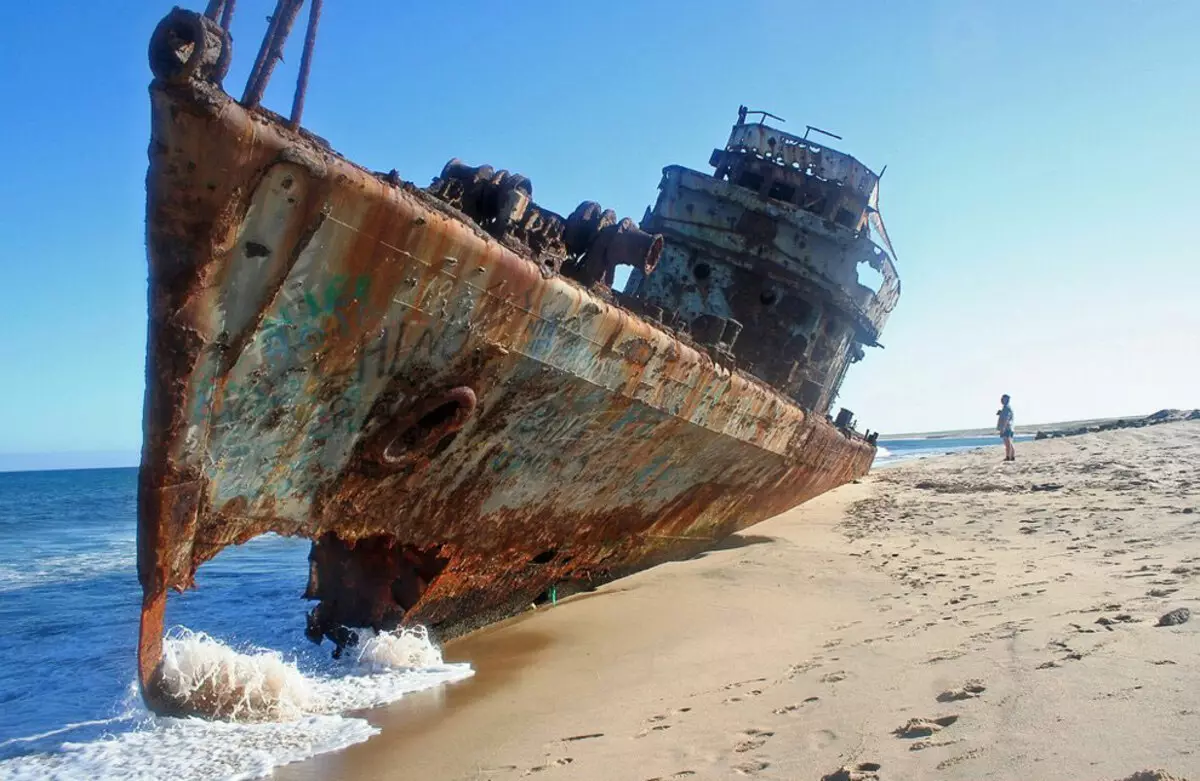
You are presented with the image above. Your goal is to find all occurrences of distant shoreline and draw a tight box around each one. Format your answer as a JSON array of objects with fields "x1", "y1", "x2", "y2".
[
  {"x1": 0, "y1": 456, "x2": 139, "y2": 475},
  {"x1": 882, "y1": 413, "x2": 1151, "y2": 441}
]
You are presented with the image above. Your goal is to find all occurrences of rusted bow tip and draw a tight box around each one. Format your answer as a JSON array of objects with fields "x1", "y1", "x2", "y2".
[
  {"x1": 137, "y1": 586, "x2": 172, "y2": 714},
  {"x1": 138, "y1": 659, "x2": 258, "y2": 721},
  {"x1": 138, "y1": 662, "x2": 187, "y2": 717}
]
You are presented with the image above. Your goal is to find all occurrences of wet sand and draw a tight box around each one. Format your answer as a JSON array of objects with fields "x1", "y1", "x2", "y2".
[{"x1": 280, "y1": 421, "x2": 1199, "y2": 781}]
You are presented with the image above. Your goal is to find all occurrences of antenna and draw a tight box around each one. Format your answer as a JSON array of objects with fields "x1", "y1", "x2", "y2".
[{"x1": 803, "y1": 125, "x2": 843, "y2": 142}]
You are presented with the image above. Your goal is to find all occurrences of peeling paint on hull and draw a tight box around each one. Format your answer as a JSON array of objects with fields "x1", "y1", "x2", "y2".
[{"x1": 137, "y1": 25, "x2": 878, "y2": 714}]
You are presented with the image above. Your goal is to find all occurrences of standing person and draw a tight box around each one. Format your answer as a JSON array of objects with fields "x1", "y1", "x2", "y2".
[{"x1": 997, "y1": 394, "x2": 1015, "y2": 462}]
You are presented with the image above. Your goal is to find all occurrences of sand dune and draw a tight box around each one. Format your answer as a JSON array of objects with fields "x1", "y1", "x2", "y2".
[{"x1": 280, "y1": 422, "x2": 1199, "y2": 781}]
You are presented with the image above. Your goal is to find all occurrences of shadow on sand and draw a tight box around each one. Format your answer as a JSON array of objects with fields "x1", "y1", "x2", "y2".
[{"x1": 690, "y1": 533, "x2": 776, "y2": 559}]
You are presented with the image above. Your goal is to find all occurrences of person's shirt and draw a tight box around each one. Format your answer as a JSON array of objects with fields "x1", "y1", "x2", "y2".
[{"x1": 998, "y1": 404, "x2": 1014, "y2": 429}]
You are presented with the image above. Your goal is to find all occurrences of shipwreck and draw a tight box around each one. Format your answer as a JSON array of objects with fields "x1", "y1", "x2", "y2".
[{"x1": 138, "y1": 1, "x2": 901, "y2": 714}]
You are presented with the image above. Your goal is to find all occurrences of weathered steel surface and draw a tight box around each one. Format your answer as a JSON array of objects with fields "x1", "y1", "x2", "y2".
[
  {"x1": 640, "y1": 167, "x2": 897, "y2": 335},
  {"x1": 629, "y1": 112, "x2": 900, "y2": 417},
  {"x1": 633, "y1": 167, "x2": 898, "y2": 412},
  {"x1": 138, "y1": 8, "x2": 883, "y2": 715},
  {"x1": 725, "y1": 122, "x2": 879, "y2": 197}
]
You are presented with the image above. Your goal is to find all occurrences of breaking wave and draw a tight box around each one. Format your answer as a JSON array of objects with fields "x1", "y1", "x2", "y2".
[
  {"x1": 158, "y1": 628, "x2": 313, "y2": 721},
  {"x1": 354, "y1": 625, "x2": 444, "y2": 671},
  {"x1": 0, "y1": 626, "x2": 472, "y2": 781}
]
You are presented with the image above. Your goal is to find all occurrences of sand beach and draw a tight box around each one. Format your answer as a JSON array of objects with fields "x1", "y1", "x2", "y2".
[{"x1": 279, "y1": 422, "x2": 1199, "y2": 781}]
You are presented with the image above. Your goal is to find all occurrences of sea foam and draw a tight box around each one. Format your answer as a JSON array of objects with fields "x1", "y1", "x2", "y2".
[
  {"x1": 0, "y1": 543, "x2": 135, "y2": 593},
  {"x1": 354, "y1": 625, "x2": 444, "y2": 670},
  {"x1": 0, "y1": 626, "x2": 472, "y2": 781},
  {"x1": 158, "y1": 628, "x2": 313, "y2": 721}
]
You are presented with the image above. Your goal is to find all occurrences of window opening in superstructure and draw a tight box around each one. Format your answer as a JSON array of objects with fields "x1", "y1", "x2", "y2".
[
  {"x1": 767, "y1": 181, "x2": 796, "y2": 202},
  {"x1": 737, "y1": 171, "x2": 764, "y2": 191}
]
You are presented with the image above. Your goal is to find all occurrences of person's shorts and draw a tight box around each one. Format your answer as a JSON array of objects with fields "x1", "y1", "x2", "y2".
[{"x1": 1001, "y1": 428, "x2": 1013, "y2": 439}]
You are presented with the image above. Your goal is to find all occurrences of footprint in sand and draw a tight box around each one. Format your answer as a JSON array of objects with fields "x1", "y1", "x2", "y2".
[
  {"x1": 935, "y1": 747, "x2": 984, "y2": 770},
  {"x1": 893, "y1": 715, "x2": 959, "y2": 738},
  {"x1": 820, "y1": 762, "x2": 882, "y2": 780},
  {"x1": 733, "y1": 760, "x2": 771, "y2": 776},
  {"x1": 819, "y1": 671, "x2": 848, "y2": 684},
  {"x1": 785, "y1": 660, "x2": 823, "y2": 678},
  {"x1": 774, "y1": 697, "x2": 820, "y2": 714},
  {"x1": 523, "y1": 757, "x2": 574, "y2": 775},
  {"x1": 807, "y1": 728, "x2": 838, "y2": 750},
  {"x1": 722, "y1": 677, "x2": 769, "y2": 691},
  {"x1": 937, "y1": 680, "x2": 986, "y2": 702},
  {"x1": 909, "y1": 737, "x2": 962, "y2": 752},
  {"x1": 645, "y1": 772, "x2": 697, "y2": 780},
  {"x1": 725, "y1": 689, "x2": 765, "y2": 704},
  {"x1": 1096, "y1": 614, "x2": 1139, "y2": 629},
  {"x1": 925, "y1": 650, "x2": 966, "y2": 664},
  {"x1": 635, "y1": 708, "x2": 692, "y2": 737},
  {"x1": 733, "y1": 729, "x2": 774, "y2": 752}
]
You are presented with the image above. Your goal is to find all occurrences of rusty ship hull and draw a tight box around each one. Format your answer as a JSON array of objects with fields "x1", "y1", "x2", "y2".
[{"x1": 138, "y1": 6, "x2": 893, "y2": 714}]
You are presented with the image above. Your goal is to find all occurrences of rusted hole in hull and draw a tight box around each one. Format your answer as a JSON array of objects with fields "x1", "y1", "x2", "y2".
[
  {"x1": 643, "y1": 235, "x2": 664, "y2": 275},
  {"x1": 304, "y1": 534, "x2": 449, "y2": 659},
  {"x1": 244, "y1": 241, "x2": 271, "y2": 258},
  {"x1": 531, "y1": 549, "x2": 557, "y2": 564}
]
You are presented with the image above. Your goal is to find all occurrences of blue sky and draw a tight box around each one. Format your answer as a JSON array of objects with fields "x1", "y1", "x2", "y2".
[{"x1": 1, "y1": 0, "x2": 1197, "y2": 468}]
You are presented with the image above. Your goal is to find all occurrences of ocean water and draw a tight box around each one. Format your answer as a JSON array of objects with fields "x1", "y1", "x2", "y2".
[
  {"x1": 0, "y1": 467, "x2": 472, "y2": 781},
  {"x1": 873, "y1": 433, "x2": 1035, "y2": 467}
]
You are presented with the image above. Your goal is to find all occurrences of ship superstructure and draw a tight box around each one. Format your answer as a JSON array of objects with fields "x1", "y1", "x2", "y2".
[{"x1": 630, "y1": 110, "x2": 899, "y2": 420}]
